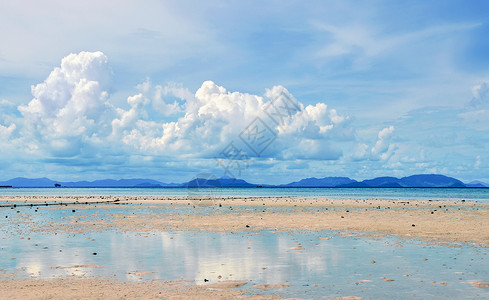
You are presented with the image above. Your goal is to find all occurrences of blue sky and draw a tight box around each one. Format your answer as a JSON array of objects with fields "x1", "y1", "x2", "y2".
[{"x1": 1, "y1": 0, "x2": 489, "y2": 184}]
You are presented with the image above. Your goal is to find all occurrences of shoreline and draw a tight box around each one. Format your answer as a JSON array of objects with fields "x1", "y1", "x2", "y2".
[{"x1": 1, "y1": 194, "x2": 486, "y2": 205}]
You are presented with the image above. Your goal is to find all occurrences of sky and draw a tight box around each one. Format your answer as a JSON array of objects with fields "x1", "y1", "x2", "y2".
[{"x1": 1, "y1": 0, "x2": 489, "y2": 184}]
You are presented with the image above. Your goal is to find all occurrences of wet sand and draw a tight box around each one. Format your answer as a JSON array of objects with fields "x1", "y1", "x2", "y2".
[
  {"x1": 0, "y1": 278, "x2": 282, "y2": 299},
  {"x1": 2, "y1": 195, "x2": 489, "y2": 299},
  {"x1": 3, "y1": 196, "x2": 488, "y2": 245}
]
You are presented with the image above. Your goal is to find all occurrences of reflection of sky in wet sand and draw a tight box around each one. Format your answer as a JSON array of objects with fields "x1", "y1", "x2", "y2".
[
  {"x1": 1, "y1": 229, "x2": 489, "y2": 299},
  {"x1": 1, "y1": 205, "x2": 489, "y2": 299}
]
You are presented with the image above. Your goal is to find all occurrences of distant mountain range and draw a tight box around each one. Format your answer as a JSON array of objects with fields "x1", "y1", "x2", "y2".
[
  {"x1": 280, "y1": 174, "x2": 485, "y2": 188},
  {"x1": 0, "y1": 174, "x2": 487, "y2": 188}
]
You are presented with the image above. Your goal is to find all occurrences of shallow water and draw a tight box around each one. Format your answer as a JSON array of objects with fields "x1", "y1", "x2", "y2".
[
  {"x1": 1, "y1": 205, "x2": 488, "y2": 299},
  {"x1": 1, "y1": 187, "x2": 489, "y2": 201}
]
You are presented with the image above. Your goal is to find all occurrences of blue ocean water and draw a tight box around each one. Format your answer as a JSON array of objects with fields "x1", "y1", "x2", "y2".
[{"x1": 0, "y1": 187, "x2": 488, "y2": 201}]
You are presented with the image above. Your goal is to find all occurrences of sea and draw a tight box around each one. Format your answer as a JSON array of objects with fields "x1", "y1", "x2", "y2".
[{"x1": 0, "y1": 187, "x2": 488, "y2": 202}]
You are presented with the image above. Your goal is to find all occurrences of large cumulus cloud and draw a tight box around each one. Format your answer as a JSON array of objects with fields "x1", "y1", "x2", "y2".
[
  {"x1": 114, "y1": 80, "x2": 354, "y2": 161},
  {"x1": 17, "y1": 51, "x2": 114, "y2": 157},
  {"x1": 2, "y1": 51, "x2": 361, "y2": 179}
]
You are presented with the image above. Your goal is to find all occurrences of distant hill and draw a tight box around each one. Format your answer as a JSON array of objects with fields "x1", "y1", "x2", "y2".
[
  {"x1": 360, "y1": 176, "x2": 403, "y2": 188},
  {"x1": 0, "y1": 174, "x2": 485, "y2": 188},
  {"x1": 466, "y1": 180, "x2": 489, "y2": 188},
  {"x1": 0, "y1": 176, "x2": 255, "y2": 188},
  {"x1": 283, "y1": 177, "x2": 356, "y2": 187},
  {"x1": 0, "y1": 177, "x2": 57, "y2": 187},
  {"x1": 186, "y1": 177, "x2": 255, "y2": 187},
  {"x1": 0, "y1": 177, "x2": 175, "y2": 188},
  {"x1": 62, "y1": 179, "x2": 171, "y2": 188},
  {"x1": 336, "y1": 181, "x2": 369, "y2": 188},
  {"x1": 340, "y1": 174, "x2": 467, "y2": 188},
  {"x1": 399, "y1": 174, "x2": 465, "y2": 188}
]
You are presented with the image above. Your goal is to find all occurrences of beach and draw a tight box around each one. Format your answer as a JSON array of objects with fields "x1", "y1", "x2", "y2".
[
  {"x1": 1, "y1": 196, "x2": 489, "y2": 299},
  {"x1": 2, "y1": 196, "x2": 488, "y2": 244},
  {"x1": 4, "y1": 1, "x2": 489, "y2": 298}
]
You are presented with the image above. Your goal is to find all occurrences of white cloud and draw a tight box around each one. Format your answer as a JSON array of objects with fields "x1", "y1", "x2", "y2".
[
  {"x1": 278, "y1": 102, "x2": 351, "y2": 139},
  {"x1": 351, "y1": 143, "x2": 369, "y2": 161},
  {"x1": 114, "y1": 80, "x2": 267, "y2": 156},
  {"x1": 111, "y1": 93, "x2": 148, "y2": 137},
  {"x1": 459, "y1": 82, "x2": 489, "y2": 130},
  {"x1": 0, "y1": 123, "x2": 16, "y2": 139},
  {"x1": 313, "y1": 21, "x2": 480, "y2": 71},
  {"x1": 17, "y1": 51, "x2": 115, "y2": 157},
  {"x1": 0, "y1": 99, "x2": 14, "y2": 106},
  {"x1": 469, "y1": 82, "x2": 489, "y2": 108},
  {"x1": 153, "y1": 84, "x2": 184, "y2": 116},
  {"x1": 346, "y1": 126, "x2": 397, "y2": 162},
  {"x1": 371, "y1": 126, "x2": 395, "y2": 160},
  {"x1": 114, "y1": 80, "x2": 353, "y2": 161},
  {"x1": 8, "y1": 50, "x2": 487, "y2": 182},
  {"x1": 0, "y1": 1, "x2": 220, "y2": 79},
  {"x1": 1, "y1": 51, "x2": 361, "y2": 179},
  {"x1": 135, "y1": 79, "x2": 184, "y2": 116},
  {"x1": 9, "y1": 50, "x2": 356, "y2": 166}
]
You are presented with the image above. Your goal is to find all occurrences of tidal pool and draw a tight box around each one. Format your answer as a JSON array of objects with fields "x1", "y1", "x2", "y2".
[{"x1": 1, "y1": 205, "x2": 489, "y2": 299}]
